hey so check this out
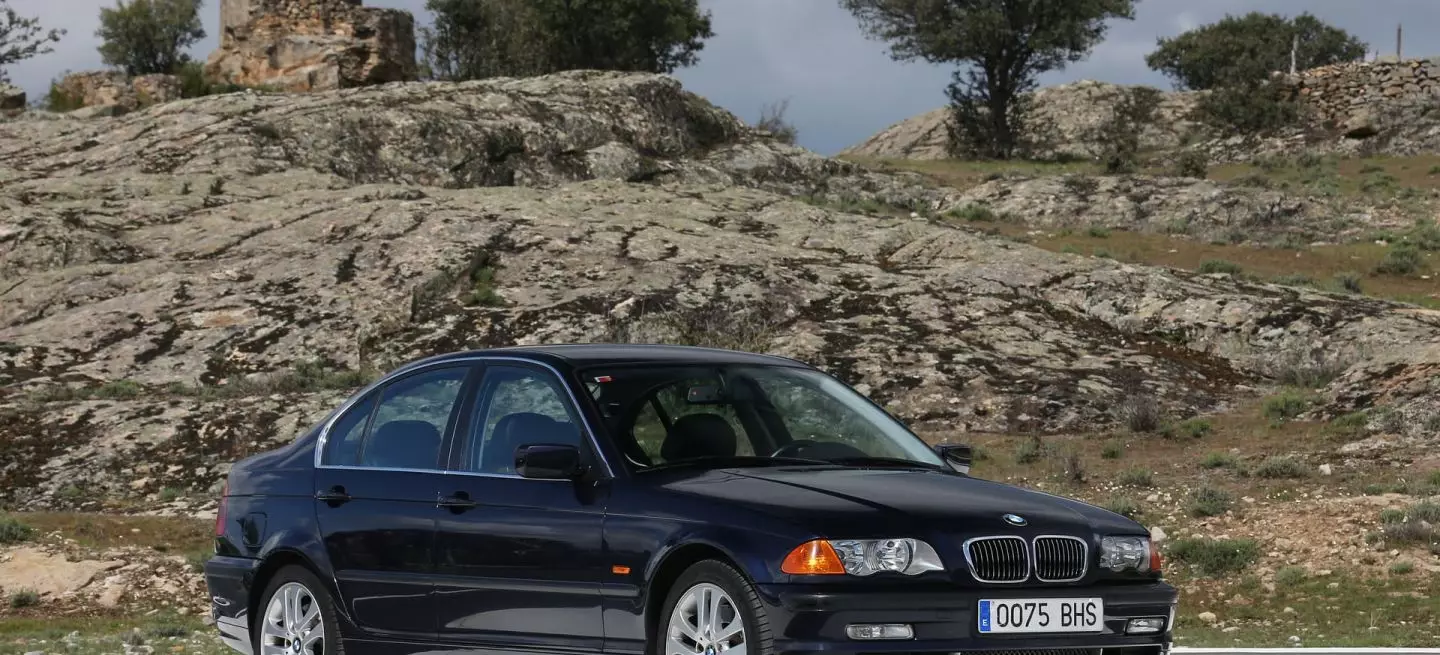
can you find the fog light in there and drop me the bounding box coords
[1126,617,1166,634]
[846,623,914,640]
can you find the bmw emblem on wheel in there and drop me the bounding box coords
[1003,513,1027,526]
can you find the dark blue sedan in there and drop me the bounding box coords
[204,344,1177,655]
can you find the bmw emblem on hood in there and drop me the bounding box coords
[1003,513,1027,526]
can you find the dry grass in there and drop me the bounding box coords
[11,512,213,556]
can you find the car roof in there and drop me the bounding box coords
[402,343,812,372]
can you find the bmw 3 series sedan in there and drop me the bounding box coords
[204,344,1177,655]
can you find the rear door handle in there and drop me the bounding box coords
[315,486,351,505]
[437,493,477,511]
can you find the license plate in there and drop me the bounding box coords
[978,598,1104,633]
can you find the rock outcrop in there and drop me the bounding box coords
[2,71,1438,508]
[52,71,182,115]
[842,81,1205,161]
[0,84,24,111]
[205,0,417,91]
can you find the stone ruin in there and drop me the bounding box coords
[204,0,417,92]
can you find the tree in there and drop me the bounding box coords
[1146,12,1367,91]
[0,1,65,84]
[841,0,1137,160]
[421,0,715,82]
[96,0,205,76]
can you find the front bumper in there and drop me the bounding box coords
[754,581,1177,655]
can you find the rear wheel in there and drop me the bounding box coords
[254,565,342,655]
[659,560,772,655]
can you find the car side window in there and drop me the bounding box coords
[461,366,584,474]
[322,396,376,466]
[356,367,468,470]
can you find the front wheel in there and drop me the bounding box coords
[658,560,772,655]
[254,565,343,655]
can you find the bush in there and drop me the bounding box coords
[1086,226,1112,239]
[1390,560,1415,575]
[45,79,84,112]
[1173,150,1209,178]
[1196,83,1301,135]
[1095,87,1160,175]
[1013,435,1043,465]
[1251,455,1308,479]
[97,0,206,76]
[1269,347,1350,389]
[0,516,35,544]
[1167,537,1260,576]
[1374,242,1423,276]
[1100,439,1124,460]
[1120,394,1161,433]
[1328,411,1369,437]
[9,589,40,608]
[1261,390,1312,424]
[1272,273,1315,287]
[1333,271,1363,293]
[1200,451,1237,469]
[1274,565,1308,586]
[1406,218,1440,251]
[1198,259,1242,275]
[1189,485,1235,517]
[948,204,998,222]
[1118,467,1155,487]
[1059,448,1086,483]
[1102,497,1141,518]
[755,99,798,145]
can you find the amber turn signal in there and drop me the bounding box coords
[1149,544,1163,572]
[781,540,847,575]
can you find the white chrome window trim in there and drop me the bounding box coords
[312,355,615,478]
[1031,534,1089,583]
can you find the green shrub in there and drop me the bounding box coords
[1380,503,1440,546]
[1251,455,1308,479]
[1100,439,1124,460]
[1333,271,1363,293]
[1189,485,1234,517]
[1407,219,1440,251]
[158,487,182,502]
[1428,470,1440,487]
[1197,259,1242,275]
[1013,436,1043,465]
[1200,451,1237,469]
[1389,561,1415,575]
[1118,467,1155,487]
[1274,565,1307,586]
[0,516,35,544]
[1173,150,1208,178]
[1261,390,1312,424]
[1362,483,1385,495]
[1328,411,1369,437]
[45,80,85,112]
[1272,273,1315,287]
[1167,537,1260,576]
[9,589,40,608]
[1093,248,1115,259]
[1102,496,1141,518]
[949,204,998,222]
[1178,417,1213,439]
[1061,244,1083,255]
[94,379,144,399]
[1380,508,1407,524]
[1086,226,1111,238]
[1358,163,1386,174]
[1374,242,1423,276]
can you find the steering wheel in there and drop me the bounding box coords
[771,440,820,458]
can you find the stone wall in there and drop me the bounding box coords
[207,0,415,92]
[1290,56,1440,130]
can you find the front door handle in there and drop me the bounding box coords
[315,486,351,505]
[437,492,477,511]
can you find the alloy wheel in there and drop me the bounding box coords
[259,581,324,655]
[666,582,746,655]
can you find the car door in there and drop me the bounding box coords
[313,363,476,640]
[431,361,609,652]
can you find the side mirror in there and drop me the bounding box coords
[935,443,972,474]
[515,444,585,480]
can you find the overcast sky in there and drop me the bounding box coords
[3,0,1436,154]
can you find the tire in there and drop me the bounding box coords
[656,560,773,655]
[253,565,344,655]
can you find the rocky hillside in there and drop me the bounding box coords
[2,71,1438,510]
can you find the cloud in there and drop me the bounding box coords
[5,0,1440,155]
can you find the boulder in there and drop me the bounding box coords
[0,83,25,111]
[53,71,181,115]
[205,0,417,91]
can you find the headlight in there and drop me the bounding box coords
[1100,536,1156,573]
[782,538,945,576]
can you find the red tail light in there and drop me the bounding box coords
[214,479,229,537]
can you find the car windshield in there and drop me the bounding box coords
[579,363,946,471]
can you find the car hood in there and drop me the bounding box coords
[656,466,1142,537]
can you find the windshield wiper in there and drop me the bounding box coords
[642,455,837,472]
[824,456,944,471]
